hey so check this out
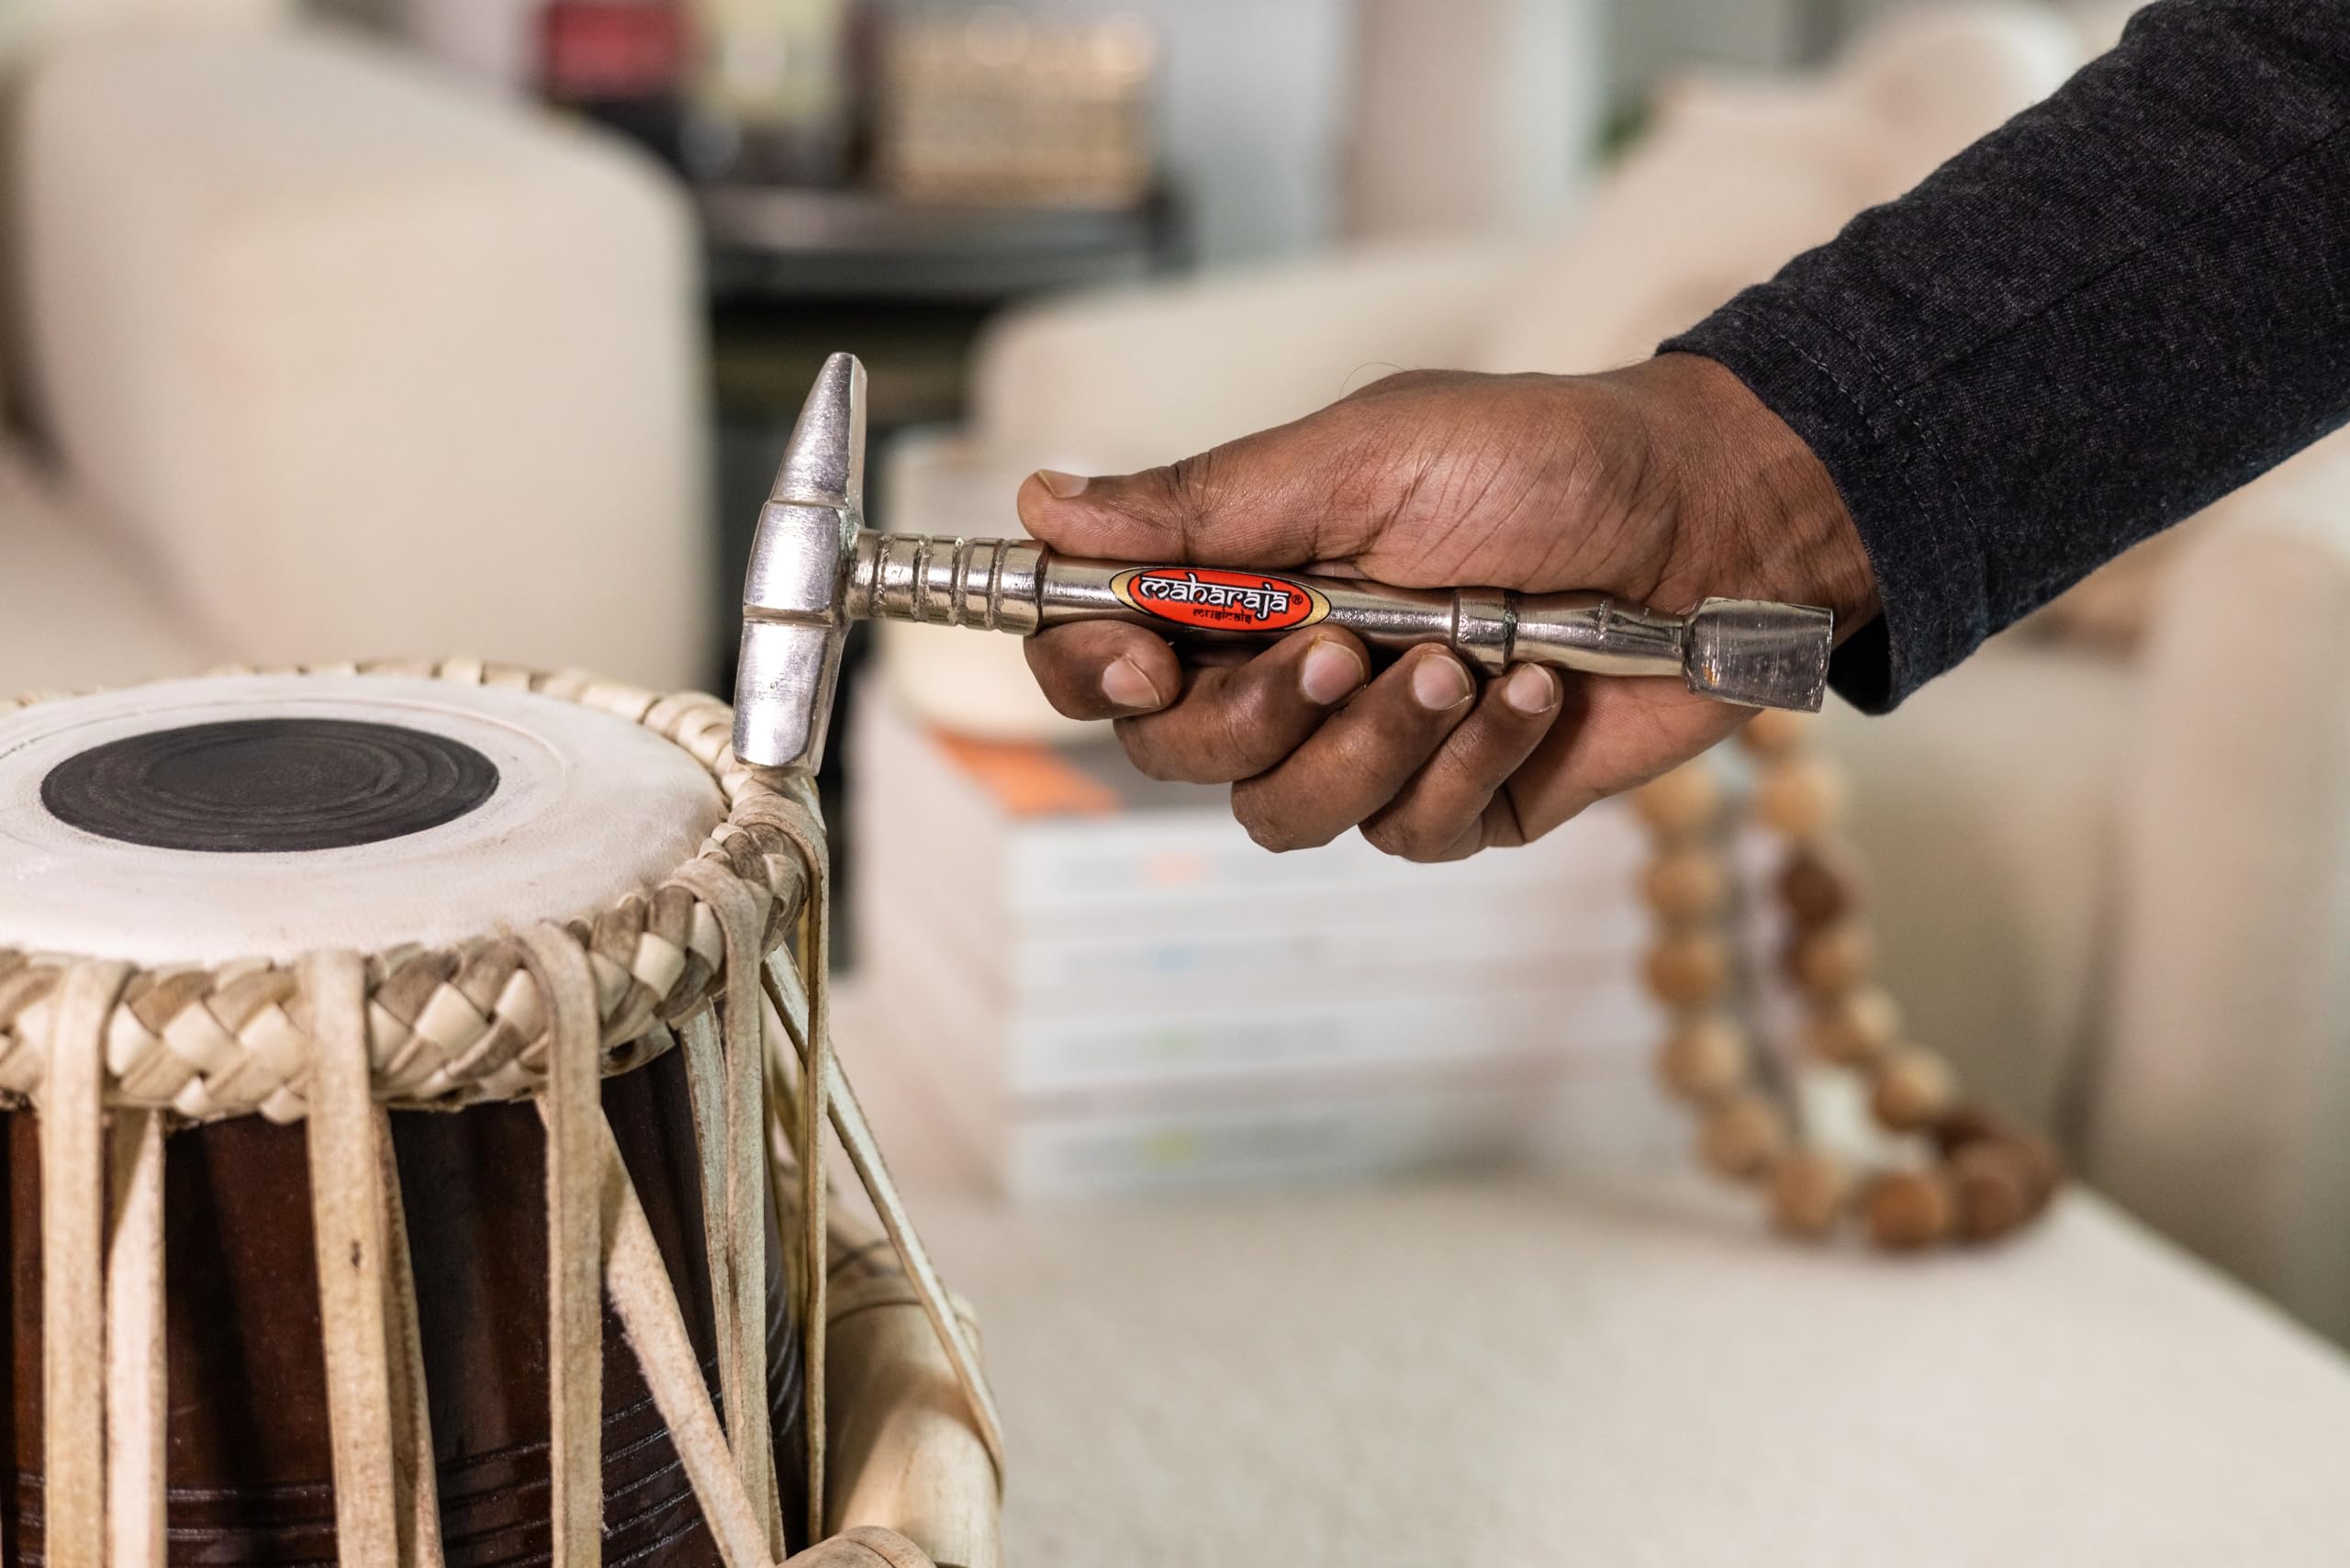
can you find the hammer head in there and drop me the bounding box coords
[734,352,868,773]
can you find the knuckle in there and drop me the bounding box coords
[1244,819,1302,854]
[1153,450,1220,522]
[1350,366,1449,399]
[1517,795,1589,840]
[1451,722,1524,781]
[1112,719,1184,781]
[1126,677,1262,784]
[1232,790,1336,854]
[1362,814,1454,864]
[1211,655,1319,774]
[1229,793,1289,851]
[1219,690,1289,776]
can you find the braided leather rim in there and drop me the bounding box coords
[0,658,806,1124]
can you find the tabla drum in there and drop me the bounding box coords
[0,661,1001,1568]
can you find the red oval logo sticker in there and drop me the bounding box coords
[1110,567,1331,633]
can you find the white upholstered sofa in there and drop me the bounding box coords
[875,2,2350,1345]
[0,0,711,696]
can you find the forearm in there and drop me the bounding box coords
[1664,0,2350,710]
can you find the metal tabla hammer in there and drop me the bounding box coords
[734,353,1834,773]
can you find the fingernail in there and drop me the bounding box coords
[1035,469,1091,499]
[1299,640,1367,706]
[1102,655,1162,711]
[1412,652,1474,711]
[1504,665,1559,714]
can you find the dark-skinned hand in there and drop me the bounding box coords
[1020,353,1879,861]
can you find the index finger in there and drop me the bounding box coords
[1012,407,1382,568]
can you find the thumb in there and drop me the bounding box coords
[1013,409,1380,568]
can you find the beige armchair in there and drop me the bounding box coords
[872,2,2350,1343]
[1,5,710,696]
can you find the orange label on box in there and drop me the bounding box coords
[1110,567,1330,633]
[935,734,1120,818]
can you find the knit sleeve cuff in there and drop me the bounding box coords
[1661,291,1987,714]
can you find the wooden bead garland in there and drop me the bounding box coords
[1786,920,1875,999]
[1643,930,1732,1008]
[1863,1169,1956,1250]
[1768,1149,1851,1239]
[1658,1014,1749,1100]
[1777,843,1860,925]
[1631,714,2063,1251]
[1802,986,1901,1068]
[1868,1045,1956,1131]
[1644,848,1731,921]
[1699,1092,1788,1181]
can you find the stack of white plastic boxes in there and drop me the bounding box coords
[847,680,1689,1199]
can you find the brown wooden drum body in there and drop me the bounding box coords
[0,1048,808,1564]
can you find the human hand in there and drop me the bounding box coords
[1019,353,1877,860]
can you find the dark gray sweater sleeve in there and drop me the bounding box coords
[1660,0,2350,711]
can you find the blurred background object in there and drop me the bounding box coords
[877,7,1155,207]
[0,0,706,693]
[539,0,691,166]
[687,0,854,184]
[1343,0,1600,240]
[849,681,1674,1199]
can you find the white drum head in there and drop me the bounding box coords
[0,675,726,965]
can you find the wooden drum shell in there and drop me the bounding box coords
[0,1046,809,1565]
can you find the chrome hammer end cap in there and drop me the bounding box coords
[1682,598,1833,712]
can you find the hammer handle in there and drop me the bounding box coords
[846,532,1830,711]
